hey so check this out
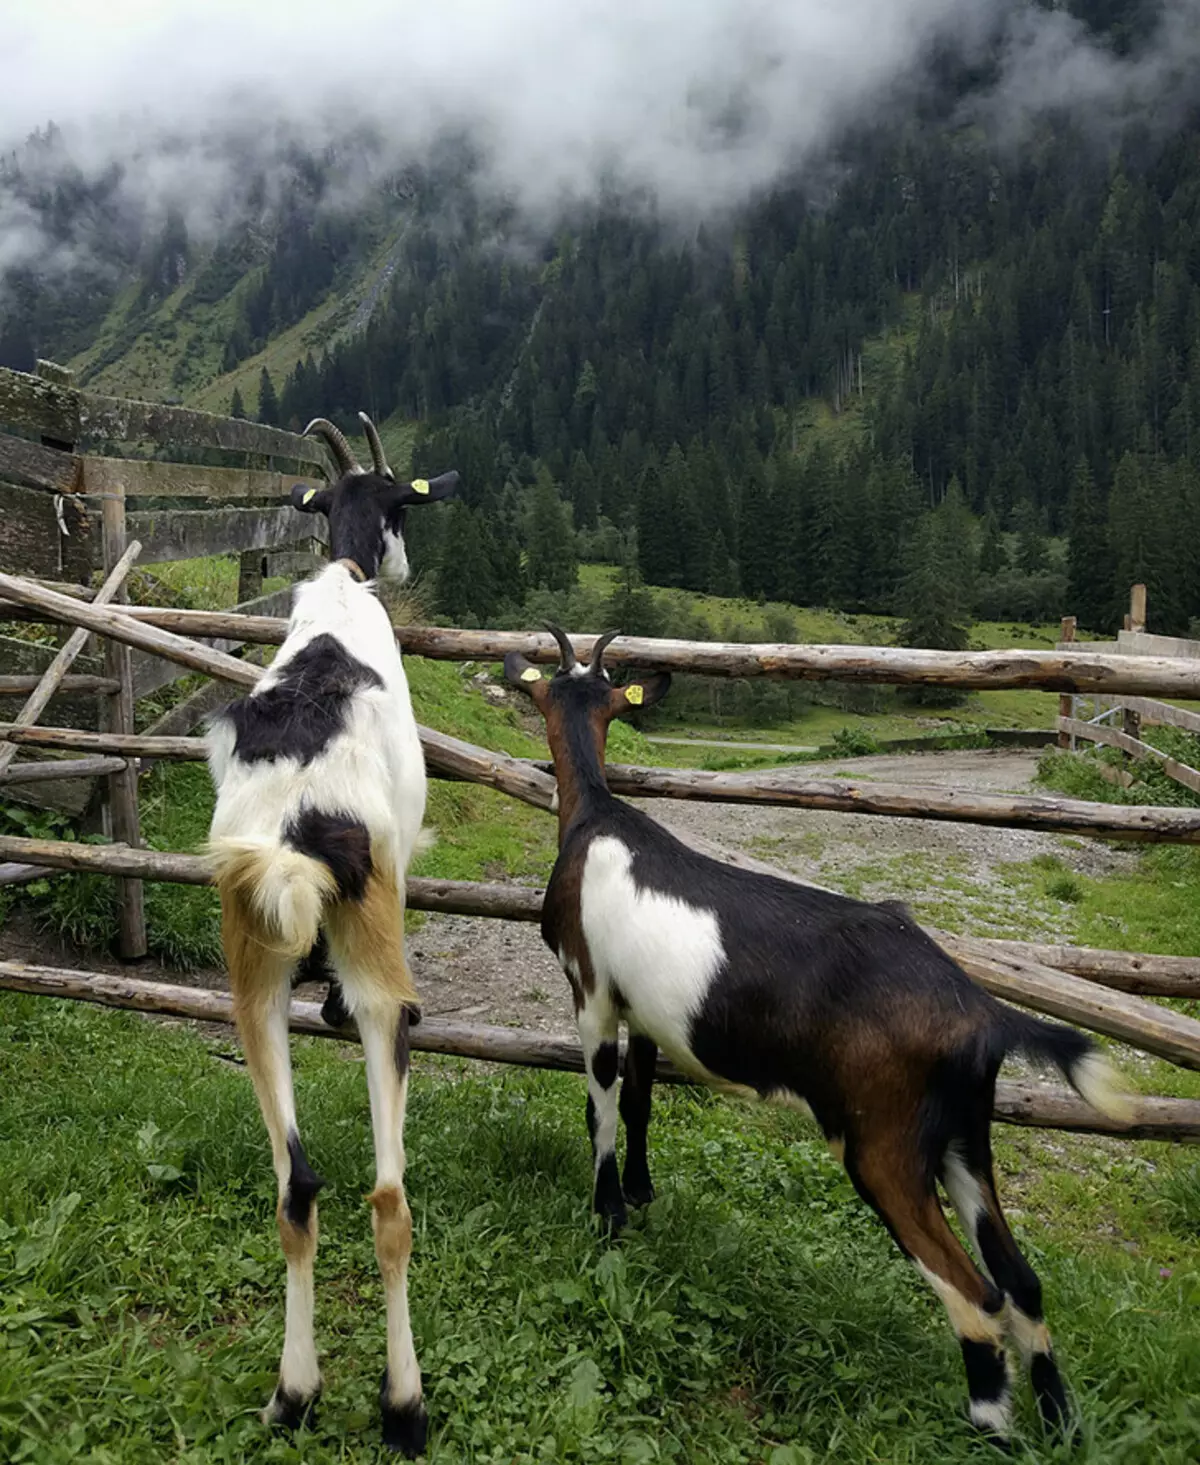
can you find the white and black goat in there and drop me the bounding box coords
[505,625,1132,1446]
[205,414,457,1455]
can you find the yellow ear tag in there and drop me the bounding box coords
[411,478,430,495]
[624,683,644,705]
[520,666,542,683]
[302,488,317,504]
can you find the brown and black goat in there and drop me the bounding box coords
[505,624,1132,1446]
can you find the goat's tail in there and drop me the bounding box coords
[993,1007,1135,1124]
[206,835,338,958]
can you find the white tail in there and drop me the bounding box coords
[1068,1050,1136,1124]
[206,836,338,957]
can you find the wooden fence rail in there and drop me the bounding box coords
[9,719,1200,845]
[3,831,1199,1073]
[2,960,1197,1141]
[1058,716,1200,797]
[8,599,1200,699]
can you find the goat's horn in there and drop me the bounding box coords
[358,411,392,479]
[543,622,578,673]
[303,417,361,476]
[588,628,622,676]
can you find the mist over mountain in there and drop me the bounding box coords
[2,1,1199,648]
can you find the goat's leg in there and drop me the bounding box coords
[619,1034,657,1207]
[942,1138,1074,1438]
[355,998,427,1457]
[578,994,624,1230]
[228,946,324,1429]
[849,1136,1014,1443]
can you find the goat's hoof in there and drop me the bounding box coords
[622,1177,655,1209]
[264,1384,320,1432]
[380,1374,428,1457]
[594,1201,629,1236]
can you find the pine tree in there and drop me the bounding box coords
[257,367,280,426]
[525,466,578,592]
[229,386,246,420]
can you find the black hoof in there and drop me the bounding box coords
[622,1176,655,1209]
[321,980,351,1029]
[264,1385,320,1432]
[380,1371,428,1457]
[594,1199,629,1235]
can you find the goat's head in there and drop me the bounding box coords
[291,413,458,581]
[504,623,671,761]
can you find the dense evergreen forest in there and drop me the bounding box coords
[2,1,1198,640]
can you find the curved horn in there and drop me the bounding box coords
[358,411,393,479]
[303,417,361,477]
[542,621,578,673]
[588,628,622,676]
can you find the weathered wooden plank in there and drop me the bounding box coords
[1059,716,1200,796]
[1118,629,1200,661]
[121,503,329,565]
[266,549,326,579]
[82,454,324,502]
[0,480,96,581]
[78,390,330,469]
[0,366,328,469]
[0,432,81,493]
[0,367,80,443]
[1118,696,1200,737]
[0,960,1195,1140]
[0,639,103,730]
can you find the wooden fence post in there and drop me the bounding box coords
[1124,585,1147,743]
[1058,616,1076,748]
[100,483,147,959]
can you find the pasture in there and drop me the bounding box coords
[3,554,1200,1463]
[2,993,1199,1465]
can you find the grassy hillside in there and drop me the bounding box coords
[577,564,1079,749]
[65,229,407,414]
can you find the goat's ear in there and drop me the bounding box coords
[609,672,671,719]
[504,651,550,706]
[291,482,333,516]
[396,470,460,506]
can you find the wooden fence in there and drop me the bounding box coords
[3,566,1200,1140]
[1057,586,1200,796]
[0,361,337,954]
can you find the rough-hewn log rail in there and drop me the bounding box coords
[1,960,1195,1141]
[0,755,129,784]
[0,365,331,472]
[8,720,1200,846]
[6,599,1200,700]
[0,674,121,696]
[983,940,1200,999]
[2,831,1198,1071]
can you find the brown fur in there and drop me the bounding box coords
[324,854,419,1007]
[369,1185,413,1278]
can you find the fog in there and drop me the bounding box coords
[2,1,1198,275]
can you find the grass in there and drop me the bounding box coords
[1,993,1198,1464]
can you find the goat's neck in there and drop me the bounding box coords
[549,714,613,842]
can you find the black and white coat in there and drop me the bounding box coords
[506,627,1131,1447]
[205,415,456,1457]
